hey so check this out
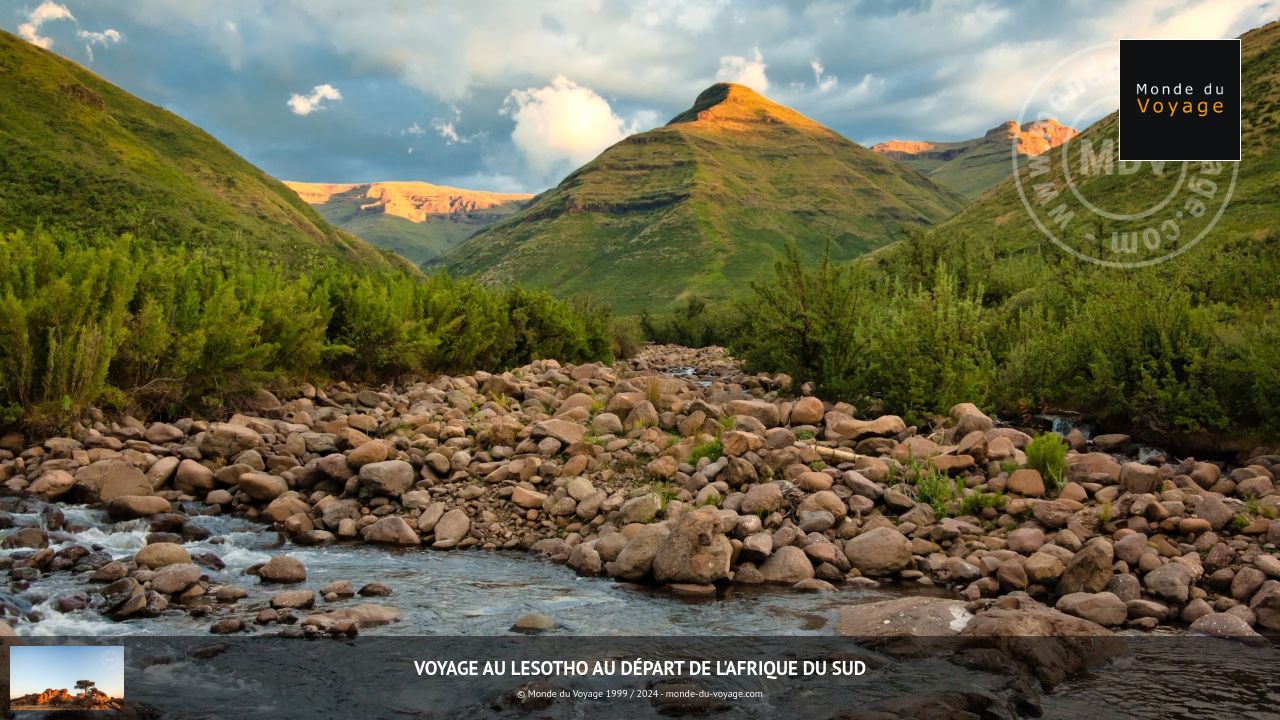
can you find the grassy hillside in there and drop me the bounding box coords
[871,120,1076,199]
[709,21,1280,450]
[0,29,408,272]
[443,83,965,314]
[285,181,529,266]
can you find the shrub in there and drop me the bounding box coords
[1025,433,1069,491]
[689,438,723,464]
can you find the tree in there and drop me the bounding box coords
[74,680,95,696]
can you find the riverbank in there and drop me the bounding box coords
[2,345,1278,644]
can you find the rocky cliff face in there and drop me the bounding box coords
[870,119,1078,198]
[285,182,531,223]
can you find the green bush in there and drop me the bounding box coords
[0,227,614,424]
[689,438,723,463]
[1025,433,1069,491]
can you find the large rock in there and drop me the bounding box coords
[1195,495,1233,531]
[618,493,663,524]
[511,486,549,509]
[739,483,784,515]
[836,596,973,637]
[432,509,470,549]
[1007,469,1045,498]
[843,527,913,576]
[727,399,780,427]
[1055,592,1127,627]
[134,542,191,570]
[1057,541,1113,595]
[150,563,202,595]
[652,507,732,584]
[789,396,824,425]
[259,555,306,583]
[237,472,288,502]
[960,605,1126,690]
[76,460,151,501]
[1248,580,1280,630]
[1189,612,1265,642]
[29,469,75,498]
[1119,462,1160,494]
[303,604,401,630]
[361,516,421,545]
[175,459,216,495]
[200,422,264,459]
[107,495,171,520]
[610,524,670,581]
[359,460,415,497]
[758,545,815,584]
[1143,562,1192,603]
[533,419,586,445]
[832,415,906,440]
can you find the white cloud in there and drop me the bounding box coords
[287,84,342,116]
[78,28,123,61]
[502,75,651,182]
[810,58,837,92]
[17,1,74,49]
[637,0,728,33]
[716,47,768,93]
[429,106,484,145]
[403,123,426,135]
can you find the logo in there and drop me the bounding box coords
[1015,42,1239,268]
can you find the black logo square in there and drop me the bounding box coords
[1120,39,1241,161]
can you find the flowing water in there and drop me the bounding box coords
[3,501,1279,719]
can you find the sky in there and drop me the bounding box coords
[5,1,1278,192]
[9,645,125,699]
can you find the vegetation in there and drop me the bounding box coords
[0,30,407,274]
[689,438,723,464]
[444,82,964,314]
[1025,434,1069,491]
[0,228,613,425]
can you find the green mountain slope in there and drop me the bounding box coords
[442,83,965,313]
[871,120,1077,199]
[841,20,1280,444]
[0,29,407,272]
[285,181,530,266]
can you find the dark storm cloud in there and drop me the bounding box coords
[7,1,1276,191]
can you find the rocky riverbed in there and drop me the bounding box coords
[2,345,1278,647]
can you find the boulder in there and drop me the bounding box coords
[1189,612,1265,642]
[237,472,287,502]
[960,605,1125,690]
[258,555,306,583]
[789,396,824,425]
[727,399,780,427]
[533,419,586,445]
[1143,562,1192,603]
[361,516,421,545]
[175,459,216,495]
[652,507,732,584]
[1007,469,1045,498]
[618,493,663,524]
[843,527,913,576]
[1057,541,1113,595]
[1119,463,1160,494]
[836,596,972,637]
[511,486,549,509]
[432,509,470,549]
[200,422,263,459]
[29,469,75,498]
[609,524,670,581]
[150,563,202,595]
[758,546,815,584]
[271,590,317,610]
[1055,592,1127,627]
[359,460,414,497]
[76,460,151,501]
[739,483,785,515]
[303,604,401,630]
[833,416,906,440]
[134,542,191,570]
[511,612,556,633]
[107,495,170,520]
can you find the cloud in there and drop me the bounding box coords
[78,28,123,61]
[429,106,484,144]
[810,58,837,92]
[287,84,342,116]
[716,47,768,93]
[502,75,651,182]
[17,1,74,49]
[403,123,426,135]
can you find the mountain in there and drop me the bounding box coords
[0,29,407,272]
[442,83,966,313]
[284,181,531,266]
[871,119,1077,199]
